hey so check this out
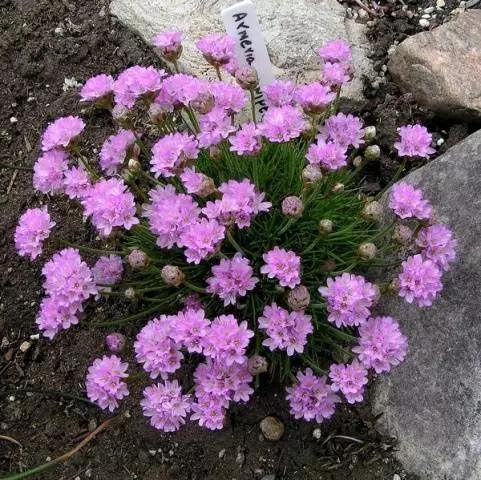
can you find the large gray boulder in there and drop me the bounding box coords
[109,0,373,107]
[388,10,481,120]
[373,129,481,480]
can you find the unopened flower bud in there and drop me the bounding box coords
[247,355,268,375]
[287,285,311,311]
[235,66,259,90]
[363,126,377,142]
[124,287,136,299]
[153,32,183,61]
[364,145,381,161]
[121,168,134,182]
[361,200,383,222]
[148,103,168,123]
[161,265,185,287]
[352,155,363,168]
[191,92,215,115]
[197,176,216,198]
[281,196,304,218]
[331,182,345,194]
[301,123,317,140]
[105,333,126,353]
[392,224,413,245]
[302,165,323,184]
[321,259,337,272]
[112,104,132,128]
[319,219,334,235]
[128,249,150,269]
[358,242,377,261]
[209,145,221,161]
[128,158,141,172]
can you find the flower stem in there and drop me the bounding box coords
[184,281,206,294]
[226,230,245,256]
[91,304,163,327]
[215,66,223,81]
[172,59,180,74]
[56,238,123,256]
[3,388,99,408]
[249,89,257,126]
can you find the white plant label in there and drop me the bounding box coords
[221,0,275,117]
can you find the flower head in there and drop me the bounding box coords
[353,316,408,373]
[259,106,306,143]
[263,80,297,108]
[41,116,85,152]
[197,107,236,148]
[153,31,183,60]
[33,149,69,194]
[394,124,435,158]
[15,207,55,260]
[229,123,262,156]
[180,167,215,197]
[306,139,347,171]
[80,74,114,102]
[106,333,126,353]
[388,182,433,220]
[318,39,352,64]
[329,361,368,404]
[322,62,350,86]
[281,196,304,218]
[179,218,225,264]
[172,308,211,354]
[416,224,457,271]
[286,369,340,423]
[398,254,443,307]
[322,113,364,149]
[212,81,247,113]
[296,82,335,115]
[196,34,235,66]
[260,247,301,289]
[63,166,91,199]
[92,255,123,286]
[86,355,129,411]
[35,296,81,339]
[100,129,137,175]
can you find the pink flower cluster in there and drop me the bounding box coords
[92,255,124,286]
[229,123,262,156]
[263,80,297,108]
[306,138,347,171]
[329,361,368,404]
[196,34,235,66]
[15,207,55,260]
[416,224,457,271]
[100,129,138,175]
[389,182,433,220]
[259,106,306,143]
[179,218,225,264]
[320,113,365,149]
[63,166,91,199]
[296,82,335,114]
[197,107,235,147]
[80,74,114,102]
[394,124,435,158]
[261,247,301,288]
[318,39,353,88]
[41,116,85,152]
[33,150,69,194]
[258,303,313,356]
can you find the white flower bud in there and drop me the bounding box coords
[302,165,323,184]
[128,249,150,269]
[361,200,383,222]
[352,155,363,168]
[161,265,185,287]
[392,224,413,245]
[364,145,381,161]
[319,219,334,235]
[363,126,377,142]
[127,158,141,172]
[124,287,136,299]
[358,242,377,261]
[331,182,345,194]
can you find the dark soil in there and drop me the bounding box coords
[0,0,474,478]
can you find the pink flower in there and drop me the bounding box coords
[197,107,236,148]
[394,124,435,158]
[202,314,254,366]
[100,129,137,175]
[416,224,457,271]
[206,254,259,306]
[179,218,225,264]
[259,106,306,143]
[322,62,350,87]
[398,254,443,307]
[318,273,377,328]
[82,178,139,236]
[286,369,340,423]
[113,66,165,108]
[180,167,215,196]
[156,74,207,110]
[306,139,347,171]
[212,81,247,113]
[152,31,183,59]
[35,296,81,339]
[15,207,55,260]
[183,293,204,311]
[134,316,183,380]
[143,185,200,249]
[322,113,364,149]
[263,80,297,108]
[318,39,352,64]
[63,166,91,199]
[86,355,129,411]
[141,380,191,432]
[282,196,304,217]
[190,394,226,430]
[172,308,211,354]
[222,56,239,76]
[258,303,313,356]
[80,74,114,102]
[196,34,235,66]
[260,247,301,289]
[41,116,85,152]
[229,123,262,156]
[296,82,335,114]
[92,255,123,285]
[150,132,199,178]
[33,149,69,194]
[105,333,126,353]
[388,182,433,220]
[353,316,408,373]
[329,361,368,404]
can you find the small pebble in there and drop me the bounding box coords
[437,138,445,146]
[419,18,430,27]
[460,0,466,7]
[148,449,157,456]
[260,416,285,441]
[387,45,396,56]
[358,8,369,19]
[8,396,15,402]
[54,26,64,35]
[88,419,97,432]
[261,475,276,480]
[218,448,226,459]
[424,6,435,13]
[27,96,36,102]
[422,13,432,18]
[19,341,31,353]
[30,334,40,340]
[406,10,414,18]
[235,449,245,467]
[393,475,401,480]
[9,117,18,124]
[313,428,322,439]
[436,0,445,6]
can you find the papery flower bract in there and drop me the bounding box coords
[82,178,139,236]
[263,80,297,107]
[286,369,340,423]
[260,247,301,289]
[306,138,347,171]
[113,66,164,108]
[33,149,69,194]
[296,82,336,114]
[394,124,435,158]
[229,122,262,156]
[63,166,91,199]
[141,380,191,432]
[100,129,137,175]
[150,132,199,178]
[202,314,254,366]
[398,254,443,307]
[172,308,211,354]
[329,360,368,404]
[353,316,408,373]
[179,218,225,264]
[134,316,183,380]
[143,185,200,249]
[388,182,433,220]
[322,61,350,86]
[197,107,236,148]
[35,296,81,339]
[322,113,364,149]
[259,106,306,143]
[318,273,377,328]
[80,74,114,102]
[212,81,247,113]
[258,303,313,356]
[92,255,123,286]
[15,207,55,260]
[196,33,235,66]
[86,355,129,411]
[41,116,85,152]
[206,253,259,306]
[416,224,457,271]
[318,39,352,64]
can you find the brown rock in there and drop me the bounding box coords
[260,416,285,441]
[388,11,481,120]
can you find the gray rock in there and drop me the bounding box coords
[388,10,481,120]
[373,129,481,480]
[109,0,373,108]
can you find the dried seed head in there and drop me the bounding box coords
[364,145,381,161]
[247,355,268,375]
